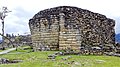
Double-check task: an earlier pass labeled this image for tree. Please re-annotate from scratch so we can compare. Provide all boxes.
[0,7,11,50]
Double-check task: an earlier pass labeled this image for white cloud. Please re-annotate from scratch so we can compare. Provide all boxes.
[0,0,120,35]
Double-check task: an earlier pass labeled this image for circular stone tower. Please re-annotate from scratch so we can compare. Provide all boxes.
[29,6,115,51]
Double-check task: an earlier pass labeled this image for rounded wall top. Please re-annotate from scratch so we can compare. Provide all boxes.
[29,6,115,25]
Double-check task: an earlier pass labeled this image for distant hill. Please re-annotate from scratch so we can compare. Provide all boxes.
[115,33,120,43]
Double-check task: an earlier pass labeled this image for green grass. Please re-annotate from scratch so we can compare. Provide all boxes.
[0,50,120,67]
[0,50,3,52]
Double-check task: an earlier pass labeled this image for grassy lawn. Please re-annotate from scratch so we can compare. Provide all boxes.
[0,50,3,52]
[0,49,120,67]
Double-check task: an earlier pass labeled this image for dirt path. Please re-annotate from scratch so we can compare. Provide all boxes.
[0,48,16,55]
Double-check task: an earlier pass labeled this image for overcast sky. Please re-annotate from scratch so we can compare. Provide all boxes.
[0,0,120,36]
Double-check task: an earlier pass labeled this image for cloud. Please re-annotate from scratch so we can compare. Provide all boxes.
[13,7,33,25]
[0,0,120,35]
[0,7,31,35]
[114,17,120,34]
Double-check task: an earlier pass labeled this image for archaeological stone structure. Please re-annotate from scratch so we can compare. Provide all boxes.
[29,6,115,51]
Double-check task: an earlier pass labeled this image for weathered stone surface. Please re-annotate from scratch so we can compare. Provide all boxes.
[47,54,57,59]
[29,6,115,51]
[0,58,22,64]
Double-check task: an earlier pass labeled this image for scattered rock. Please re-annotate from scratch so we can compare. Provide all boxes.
[61,56,72,61]
[47,54,56,59]
[9,59,23,63]
[54,52,59,55]
[61,58,67,61]
[0,58,9,64]
[74,62,80,65]
[59,52,64,55]
[96,60,106,63]
[0,58,22,64]
[67,56,72,59]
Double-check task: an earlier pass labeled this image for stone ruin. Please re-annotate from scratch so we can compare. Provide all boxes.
[29,6,115,52]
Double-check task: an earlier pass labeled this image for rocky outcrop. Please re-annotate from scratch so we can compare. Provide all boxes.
[29,6,115,51]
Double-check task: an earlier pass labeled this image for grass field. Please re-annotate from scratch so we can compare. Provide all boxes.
[0,50,3,52]
[0,48,120,67]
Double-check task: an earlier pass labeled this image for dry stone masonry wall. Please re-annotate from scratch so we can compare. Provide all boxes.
[29,6,115,51]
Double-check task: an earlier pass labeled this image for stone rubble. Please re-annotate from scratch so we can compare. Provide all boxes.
[0,58,22,64]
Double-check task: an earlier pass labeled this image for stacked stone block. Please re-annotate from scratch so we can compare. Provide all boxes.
[29,6,115,51]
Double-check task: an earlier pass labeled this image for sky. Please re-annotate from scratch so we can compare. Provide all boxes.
[0,0,120,36]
